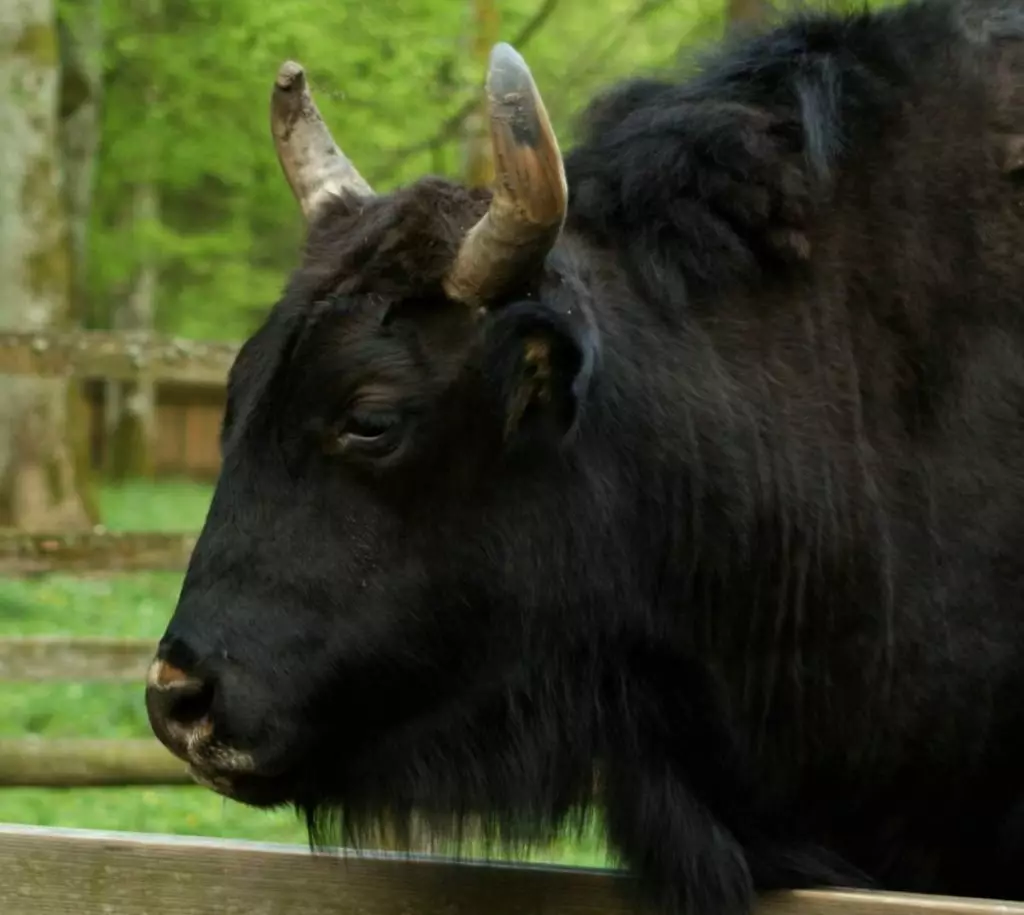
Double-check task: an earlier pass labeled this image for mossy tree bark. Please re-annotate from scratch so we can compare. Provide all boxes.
[461,0,499,188]
[103,0,158,481]
[58,0,103,323]
[0,0,97,531]
[726,0,771,35]
[57,0,104,519]
[104,176,158,481]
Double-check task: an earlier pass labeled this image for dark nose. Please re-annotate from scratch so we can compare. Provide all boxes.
[145,656,216,761]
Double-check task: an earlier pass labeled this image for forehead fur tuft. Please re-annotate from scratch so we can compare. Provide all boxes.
[292,177,494,304]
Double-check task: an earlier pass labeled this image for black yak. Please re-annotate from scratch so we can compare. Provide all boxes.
[146,0,1024,912]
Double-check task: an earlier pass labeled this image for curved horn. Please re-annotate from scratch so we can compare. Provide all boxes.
[270,61,374,221]
[443,43,567,307]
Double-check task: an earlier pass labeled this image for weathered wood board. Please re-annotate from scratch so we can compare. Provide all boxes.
[1,824,1022,915]
[0,530,196,575]
[0,637,156,681]
[0,330,237,386]
[0,739,189,787]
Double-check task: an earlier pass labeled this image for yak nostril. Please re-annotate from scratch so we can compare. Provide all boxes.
[166,679,214,725]
[145,659,216,753]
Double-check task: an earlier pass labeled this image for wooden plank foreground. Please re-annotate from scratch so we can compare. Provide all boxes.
[0,738,190,787]
[0,529,197,575]
[0,825,1021,915]
[0,636,156,681]
[0,330,237,387]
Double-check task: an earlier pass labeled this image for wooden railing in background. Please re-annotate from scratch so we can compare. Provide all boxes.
[0,530,197,575]
[0,329,235,480]
[0,331,222,785]
[0,636,186,787]
[0,330,237,386]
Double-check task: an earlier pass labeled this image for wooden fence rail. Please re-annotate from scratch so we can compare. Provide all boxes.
[0,638,186,787]
[0,330,237,386]
[2,824,1022,915]
[0,739,188,787]
[0,636,155,681]
[0,530,197,575]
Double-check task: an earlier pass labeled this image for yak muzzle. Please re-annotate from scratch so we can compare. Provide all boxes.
[145,652,296,806]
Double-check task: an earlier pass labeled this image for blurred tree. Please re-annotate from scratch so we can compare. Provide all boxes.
[57,0,103,320]
[102,0,160,480]
[462,0,500,187]
[726,0,770,34]
[83,0,896,358]
[0,0,97,530]
[57,0,105,511]
[85,0,709,348]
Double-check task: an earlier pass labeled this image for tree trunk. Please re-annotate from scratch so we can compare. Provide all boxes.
[103,0,158,481]
[105,176,158,480]
[726,0,770,35]
[462,0,500,188]
[57,0,104,519]
[0,0,95,531]
[58,0,103,323]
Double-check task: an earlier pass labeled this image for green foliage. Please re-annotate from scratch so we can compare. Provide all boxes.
[82,0,730,343]
[78,0,902,345]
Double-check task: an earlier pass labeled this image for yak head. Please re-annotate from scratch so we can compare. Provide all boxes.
[145,44,637,846]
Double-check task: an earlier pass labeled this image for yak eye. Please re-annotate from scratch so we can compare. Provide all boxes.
[344,409,400,441]
[326,407,404,459]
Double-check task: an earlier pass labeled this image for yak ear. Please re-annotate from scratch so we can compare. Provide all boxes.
[481,298,599,447]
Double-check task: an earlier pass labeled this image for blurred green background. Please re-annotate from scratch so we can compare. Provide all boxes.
[80,0,738,344]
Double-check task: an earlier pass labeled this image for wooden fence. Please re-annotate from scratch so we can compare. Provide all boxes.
[2,823,1023,915]
[0,636,185,786]
[0,328,233,479]
[85,379,227,480]
[2,330,1023,914]
[0,530,197,575]
[0,330,238,385]
[0,331,224,783]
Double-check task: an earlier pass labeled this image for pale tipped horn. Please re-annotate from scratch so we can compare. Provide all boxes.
[443,43,567,307]
[270,61,374,221]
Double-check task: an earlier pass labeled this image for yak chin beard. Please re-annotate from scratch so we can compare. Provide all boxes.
[295,679,602,858]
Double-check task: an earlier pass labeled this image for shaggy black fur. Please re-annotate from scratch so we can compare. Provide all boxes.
[151,1,1024,913]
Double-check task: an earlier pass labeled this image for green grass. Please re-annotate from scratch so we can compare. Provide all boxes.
[0,478,610,868]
